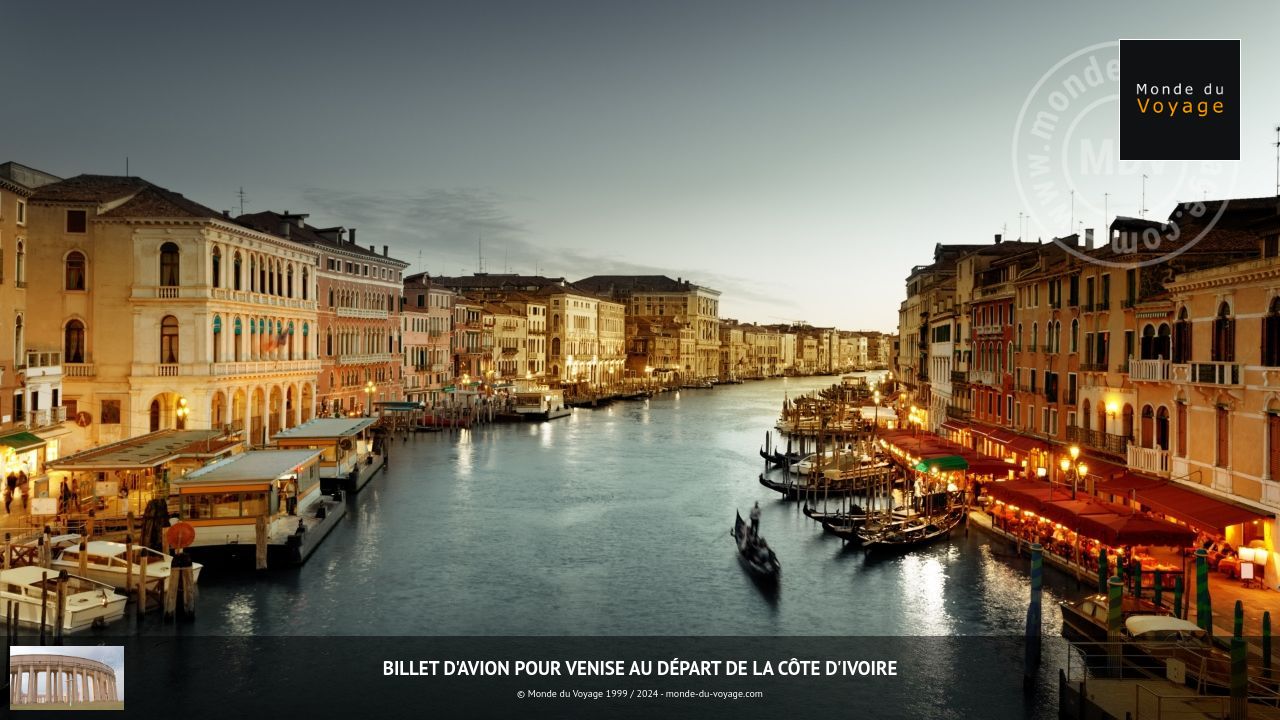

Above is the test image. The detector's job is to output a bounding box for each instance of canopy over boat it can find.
[1125,615,1205,637]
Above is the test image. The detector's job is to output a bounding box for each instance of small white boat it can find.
[513,389,571,421]
[0,566,127,632]
[45,535,202,592]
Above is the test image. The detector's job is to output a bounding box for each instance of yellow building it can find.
[25,175,321,451]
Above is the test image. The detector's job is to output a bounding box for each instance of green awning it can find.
[914,455,968,472]
[0,431,46,452]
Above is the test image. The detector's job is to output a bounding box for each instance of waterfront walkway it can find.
[970,510,1280,640]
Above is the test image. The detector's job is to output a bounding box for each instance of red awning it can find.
[1037,498,1116,527]
[1096,471,1165,496]
[966,458,1019,476]
[1075,512,1197,548]
[1137,482,1271,535]
[1003,434,1046,454]
[986,479,1058,511]
[940,419,969,434]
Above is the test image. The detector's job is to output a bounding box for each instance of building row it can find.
[0,161,894,478]
[894,198,1280,566]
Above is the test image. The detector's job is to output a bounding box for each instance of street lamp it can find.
[364,380,375,416]
[1059,452,1088,499]
[175,396,189,430]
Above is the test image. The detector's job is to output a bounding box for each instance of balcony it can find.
[24,406,67,429]
[23,350,62,379]
[974,324,1003,336]
[338,353,395,366]
[1067,425,1129,456]
[203,287,318,310]
[336,306,390,319]
[950,370,968,384]
[969,369,998,386]
[64,363,95,377]
[1127,445,1171,477]
[1078,361,1107,372]
[211,359,323,376]
[1175,362,1241,386]
[946,405,970,420]
[1129,357,1170,382]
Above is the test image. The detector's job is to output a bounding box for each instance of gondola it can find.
[858,507,966,550]
[758,472,860,500]
[732,512,781,583]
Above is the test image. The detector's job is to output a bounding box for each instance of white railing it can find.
[1263,480,1280,509]
[338,353,394,366]
[64,363,94,377]
[1127,445,1170,476]
[337,307,390,319]
[1212,467,1233,494]
[158,286,180,298]
[1128,357,1170,382]
[973,324,1003,336]
[211,359,322,376]
[969,369,998,386]
[158,363,179,376]
[23,406,67,430]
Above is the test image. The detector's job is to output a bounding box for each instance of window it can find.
[1173,307,1192,363]
[302,268,309,300]
[101,399,121,424]
[1070,319,1079,353]
[64,319,85,363]
[159,242,180,286]
[1175,402,1187,458]
[233,251,242,290]
[1216,405,1230,467]
[66,210,87,233]
[287,265,294,298]
[12,313,22,366]
[1211,301,1235,362]
[65,251,86,290]
[1264,298,1280,367]
[15,200,25,225]
[212,315,222,363]
[1269,409,1280,481]
[160,315,179,363]
[15,240,24,285]
[211,247,222,288]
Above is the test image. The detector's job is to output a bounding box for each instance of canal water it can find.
[124,376,1086,718]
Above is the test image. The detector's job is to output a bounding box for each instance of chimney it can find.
[369,244,376,253]
[279,221,291,238]
[349,228,357,244]
[383,245,389,257]
[1084,228,1094,250]
[994,233,1002,244]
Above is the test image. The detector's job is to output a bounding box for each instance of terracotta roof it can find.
[574,275,708,295]
[237,210,407,266]
[99,185,227,219]
[29,174,151,204]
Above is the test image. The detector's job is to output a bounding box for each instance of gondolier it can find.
[749,502,761,534]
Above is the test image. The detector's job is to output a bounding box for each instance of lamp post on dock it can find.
[1058,445,1086,500]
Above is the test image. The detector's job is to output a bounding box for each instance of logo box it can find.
[1119,39,1240,160]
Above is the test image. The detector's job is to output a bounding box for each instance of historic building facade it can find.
[402,274,455,405]
[26,175,321,451]
[239,213,407,418]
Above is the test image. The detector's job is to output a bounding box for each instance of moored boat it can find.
[42,535,203,592]
[859,507,965,550]
[0,566,127,632]
[1058,593,1169,645]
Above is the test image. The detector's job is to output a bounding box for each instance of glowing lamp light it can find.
[1256,549,1270,565]
[1069,445,1080,461]
[1059,458,1071,473]
[1036,467,1047,478]
[1106,402,1119,417]
[1077,463,1088,477]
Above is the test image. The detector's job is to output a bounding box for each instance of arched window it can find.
[1264,298,1280,367]
[1212,301,1235,362]
[302,268,309,300]
[1082,398,1091,430]
[1155,406,1170,451]
[64,319,85,363]
[1122,403,1135,440]
[160,315,179,363]
[1031,322,1038,350]
[234,317,243,361]
[1141,405,1155,448]
[159,242,180,286]
[286,265,294,298]
[65,251,86,290]
[302,322,310,359]
[1070,319,1079,353]
[267,260,275,295]
[249,256,257,292]
[212,315,223,363]
[211,247,222,288]
[1140,324,1156,360]
[1173,306,1192,363]
[551,337,561,356]
[1156,323,1171,360]
[233,251,243,290]
[15,241,24,285]
[326,329,333,356]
